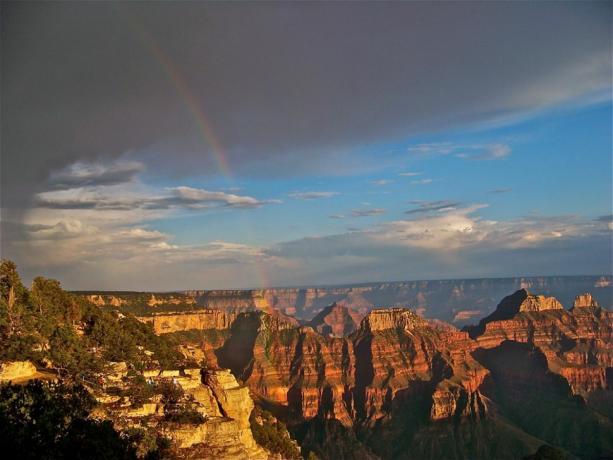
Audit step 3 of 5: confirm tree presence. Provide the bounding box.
[31,276,81,327]
[0,259,29,336]
[0,380,136,459]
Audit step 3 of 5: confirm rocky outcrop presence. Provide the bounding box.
[308,303,364,337]
[572,293,600,310]
[467,290,612,397]
[137,309,239,334]
[359,307,428,332]
[99,367,270,459]
[0,361,37,381]
[465,289,563,337]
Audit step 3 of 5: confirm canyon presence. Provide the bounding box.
[148,289,613,459]
[79,275,613,325]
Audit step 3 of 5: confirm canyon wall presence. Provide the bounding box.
[80,275,613,325]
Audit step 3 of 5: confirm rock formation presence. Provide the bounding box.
[98,367,271,459]
[137,309,240,334]
[0,361,37,381]
[572,292,600,309]
[307,303,364,337]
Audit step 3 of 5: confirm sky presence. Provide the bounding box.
[1,1,612,290]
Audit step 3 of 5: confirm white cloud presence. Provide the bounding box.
[35,186,278,211]
[370,179,394,186]
[408,142,512,160]
[289,191,339,200]
[456,143,511,160]
[411,178,434,185]
[399,171,422,177]
[8,204,610,290]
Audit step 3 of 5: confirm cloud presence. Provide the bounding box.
[456,144,511,160]
[370,179,394,186]
[351,208,386,217]
[407,143,456,156]
[329,214,346,219]
[405,200,462,214]
[408,142,512,160]
[35,186,279,211]
[263,207,611,286]
[489,188,512,194]
[289,191,339,200]
[47,161,144,191]
[274,206,606,256]
[399,172,422,177]
[4,205,610,290]
[411,178,433,185]
[596,214,613,230]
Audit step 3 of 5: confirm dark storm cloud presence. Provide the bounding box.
[1,1,611,215]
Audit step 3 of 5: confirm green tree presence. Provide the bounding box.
[0,259,30,336]
[31,276,81,328]
[0,380,136,459]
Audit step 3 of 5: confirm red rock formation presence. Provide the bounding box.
[467,290,612,397]
[308,303,364,337]
[137,309,239,334]
[572,293,600,309]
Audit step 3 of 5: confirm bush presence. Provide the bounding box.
[164,408,206,424]
[250,408,301,459]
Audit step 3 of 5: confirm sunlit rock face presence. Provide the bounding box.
[137,309,239,334]
[572,293,600,309]
[98,367,270,460]
[308,303,364,337]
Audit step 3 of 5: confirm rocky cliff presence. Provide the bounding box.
[467,291,613,397]
[98,367,271,459]
[137,309,240,334]
[307,303,364,337]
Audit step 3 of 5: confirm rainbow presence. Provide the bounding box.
[134,23,232,178]
[131,19,275,289]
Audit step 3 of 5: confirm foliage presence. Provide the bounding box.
[122,427,173,459]
[523,445,569,460]
[158,379,185,406]
[49,325,102,378]
[0,259,182,379]
[125,374,156,407]
[164,407,206,424]
[0,380,135,459]
[250,408,302,459]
